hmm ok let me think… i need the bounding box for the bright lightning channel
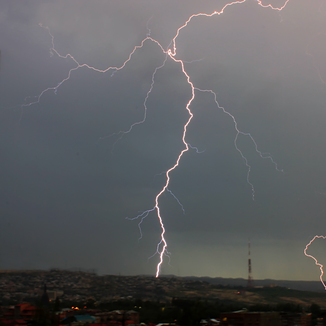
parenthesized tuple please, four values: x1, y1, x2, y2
(304, 236, 326, 290)
(17, 0, 290, 277)
(303, 5, 326, 290)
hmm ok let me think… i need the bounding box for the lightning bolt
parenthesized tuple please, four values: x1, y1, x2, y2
(303, 4, 326, 289)
(152, 0, 288, 276)
(304, 236, 326, 290)
(14, 0, 291, 277)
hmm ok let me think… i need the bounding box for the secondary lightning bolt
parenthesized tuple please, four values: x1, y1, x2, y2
(194, 87, 283, 199)
(15, 0, 291, 277)
(304, 236, 326, 290)
(20, 24, 167, 110)
(108, 53, 169, 150)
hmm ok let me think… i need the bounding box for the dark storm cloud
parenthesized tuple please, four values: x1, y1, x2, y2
(1, 0, 326, 281)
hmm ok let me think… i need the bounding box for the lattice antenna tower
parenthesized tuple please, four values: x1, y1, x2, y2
(247, 239, 253, 288)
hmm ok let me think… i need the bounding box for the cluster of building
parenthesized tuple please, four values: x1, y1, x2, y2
(0, 305, 316, 326)
(199, 311, 315, 326)
(219, 310, 312, 326)
(0, 301, 141, 326)
(0, 270, 212, 304)
(0, 270, 95, 303)
(0, 270, 324, 326)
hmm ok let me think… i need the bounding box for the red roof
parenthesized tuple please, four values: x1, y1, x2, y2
(22, 306, 37, 311)
(2, 319, 28, 326)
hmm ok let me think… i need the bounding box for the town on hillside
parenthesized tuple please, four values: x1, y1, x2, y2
(0, 269, 326, 326)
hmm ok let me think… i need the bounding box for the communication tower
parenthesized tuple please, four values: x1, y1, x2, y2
(247, 240, 253, 288)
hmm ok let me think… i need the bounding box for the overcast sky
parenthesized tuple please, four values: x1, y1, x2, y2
(1, 0, 326, 283)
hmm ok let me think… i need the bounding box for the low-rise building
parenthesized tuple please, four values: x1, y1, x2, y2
(220, 310, 311, 326)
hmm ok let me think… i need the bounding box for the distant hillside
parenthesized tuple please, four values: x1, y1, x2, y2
(178, 276, 326, 293)
(1, 269, 326, 307)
